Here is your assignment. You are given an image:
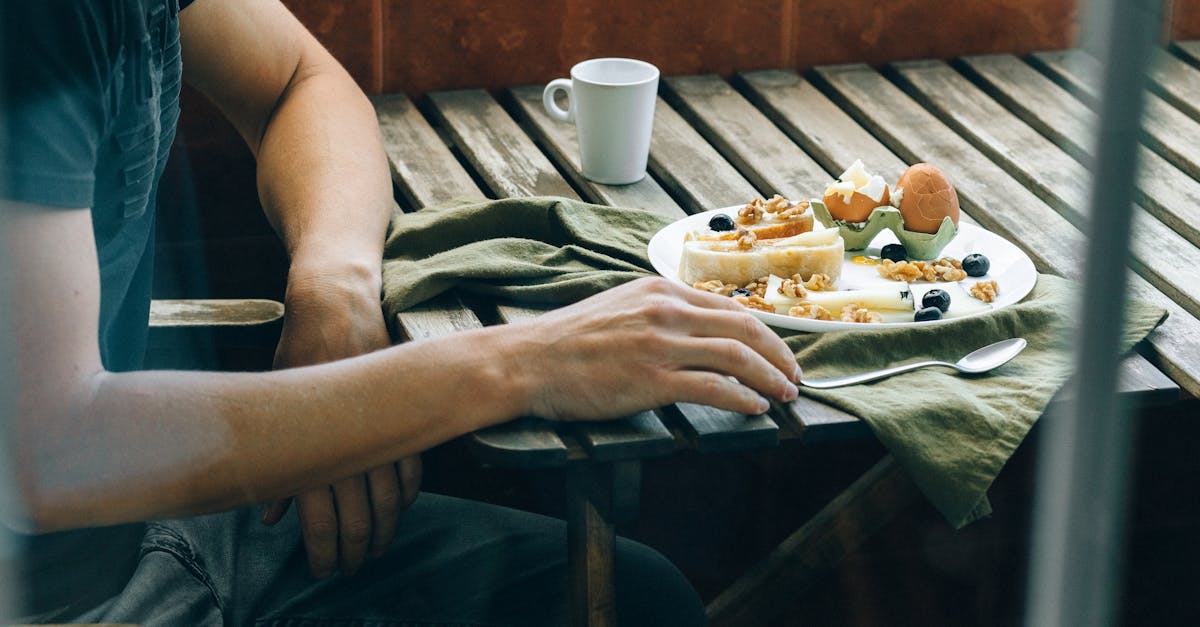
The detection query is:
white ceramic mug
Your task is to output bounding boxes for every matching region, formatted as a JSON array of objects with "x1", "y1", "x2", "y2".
[{"x1": 542, "y1": 58, "x2": 660, "y2": 185}]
